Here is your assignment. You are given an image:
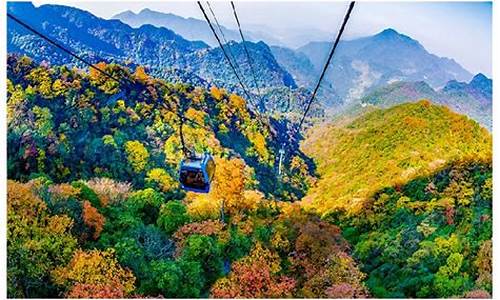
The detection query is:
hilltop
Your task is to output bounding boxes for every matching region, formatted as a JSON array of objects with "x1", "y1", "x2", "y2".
[{"x1": 301, "y1": 100, "x2": 492, "y2": 216}]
